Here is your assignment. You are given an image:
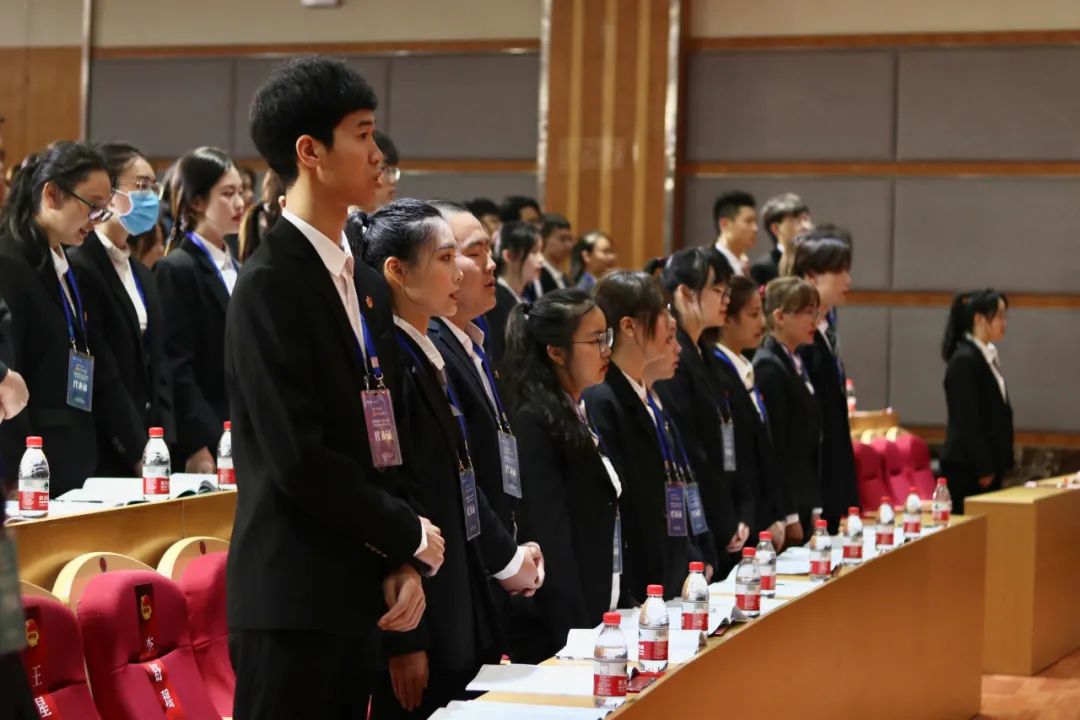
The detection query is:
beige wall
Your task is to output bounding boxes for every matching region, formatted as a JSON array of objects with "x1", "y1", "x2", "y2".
[
  {"x1": 690, "y1": 0, "x2": 1080, "y2": 37},
  {"x1": 0, "y1": 0, "x2": 83, "y2": 47}
]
